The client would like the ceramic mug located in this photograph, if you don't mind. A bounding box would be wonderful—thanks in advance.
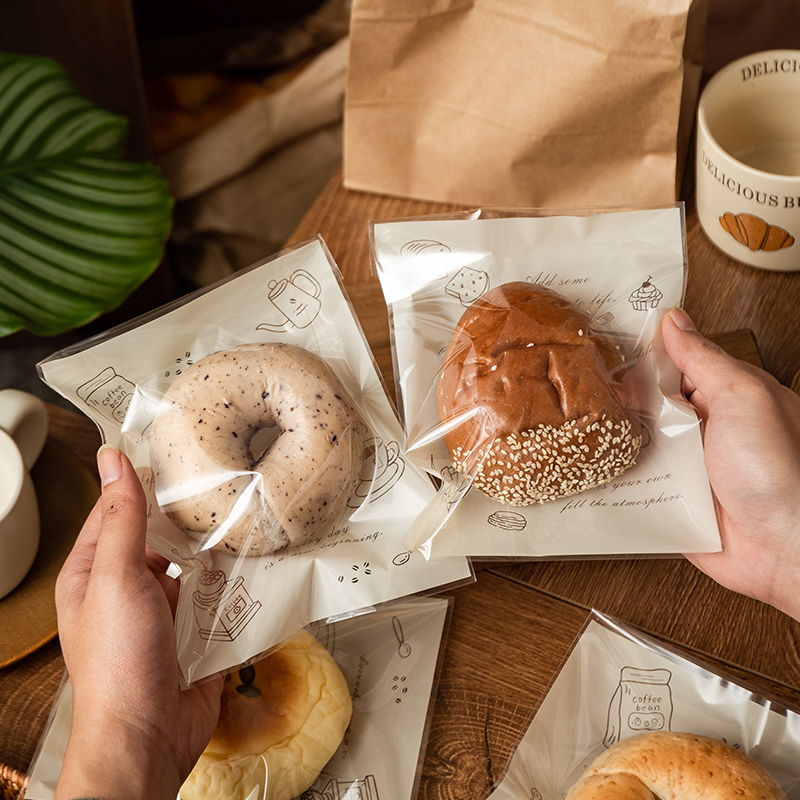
[0,389,49,600]
[696,50,800,271]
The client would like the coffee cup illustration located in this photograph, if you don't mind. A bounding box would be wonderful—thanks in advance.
[349,436,405,505]
[257,269,322,332]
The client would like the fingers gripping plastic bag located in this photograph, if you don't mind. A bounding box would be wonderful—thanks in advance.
[38,237,471,684]
[486,611,800,799]
[25,596,452,800]
[371,206,720,559]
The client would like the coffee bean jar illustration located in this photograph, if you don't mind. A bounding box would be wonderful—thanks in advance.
[604,666,673,746]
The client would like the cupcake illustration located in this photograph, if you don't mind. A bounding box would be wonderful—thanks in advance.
[629,277,663,311]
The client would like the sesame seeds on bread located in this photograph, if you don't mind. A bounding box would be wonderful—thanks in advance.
[436,281,642,505]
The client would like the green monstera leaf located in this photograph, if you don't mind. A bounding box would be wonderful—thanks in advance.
[0,51,173,337]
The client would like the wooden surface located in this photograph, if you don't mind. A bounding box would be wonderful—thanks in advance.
[3,173,800,796]
[283,172,800,776]
[286,173,800,389]
[284,172,800,668]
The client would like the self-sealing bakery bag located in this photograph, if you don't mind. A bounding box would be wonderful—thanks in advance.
[38,237,471,684]
[371,206,720,559]
[486,611,800,798]
[25,596,452,800]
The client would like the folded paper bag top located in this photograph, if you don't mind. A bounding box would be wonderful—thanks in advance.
[343,0,709,208]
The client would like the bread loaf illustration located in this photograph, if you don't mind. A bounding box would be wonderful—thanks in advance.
[719,212,795,252]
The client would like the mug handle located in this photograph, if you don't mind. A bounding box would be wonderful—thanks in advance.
[0,389,49,470]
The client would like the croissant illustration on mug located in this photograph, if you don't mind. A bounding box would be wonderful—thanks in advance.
[719,212,795,252]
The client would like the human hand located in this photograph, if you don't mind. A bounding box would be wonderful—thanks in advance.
[55,446,223,800]
[662,308,800,622]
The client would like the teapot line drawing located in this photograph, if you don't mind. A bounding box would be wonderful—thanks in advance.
[256,268,323,333]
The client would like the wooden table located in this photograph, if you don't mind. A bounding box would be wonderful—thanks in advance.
[283,174,800,789]
[2,172,800,798]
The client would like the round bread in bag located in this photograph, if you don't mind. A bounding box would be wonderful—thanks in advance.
[181,630,352,800]
[150,342,366,556]
[565,731,787,799]
[436,281,642,505]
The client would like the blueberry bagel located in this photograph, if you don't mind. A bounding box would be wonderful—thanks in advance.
[150,342,365,555]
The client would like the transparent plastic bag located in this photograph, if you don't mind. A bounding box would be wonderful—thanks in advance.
[489,611,800,799]
[25,596,453,800]
[371,206,720,559]
[38,237,471,683]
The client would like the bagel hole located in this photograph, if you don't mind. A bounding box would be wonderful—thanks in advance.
[250,423,280,462]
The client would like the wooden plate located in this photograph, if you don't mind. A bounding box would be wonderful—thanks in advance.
[0,438,98,668]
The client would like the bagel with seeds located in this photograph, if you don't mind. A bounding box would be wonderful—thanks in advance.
[150,342,365,555]
[566,731,787,799]
[436,281,642,505]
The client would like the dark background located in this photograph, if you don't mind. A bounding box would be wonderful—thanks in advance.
[0,0,797,409]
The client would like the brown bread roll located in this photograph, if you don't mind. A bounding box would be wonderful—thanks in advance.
[436,281,642,505]
[566,731,787,799]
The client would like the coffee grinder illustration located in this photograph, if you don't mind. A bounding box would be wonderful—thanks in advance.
[604,666,673,746]
[300,775,379,800]
[256,269,322,332]
[193,568,261,642]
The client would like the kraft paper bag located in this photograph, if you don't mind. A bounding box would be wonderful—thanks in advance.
[343,0,709,208]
